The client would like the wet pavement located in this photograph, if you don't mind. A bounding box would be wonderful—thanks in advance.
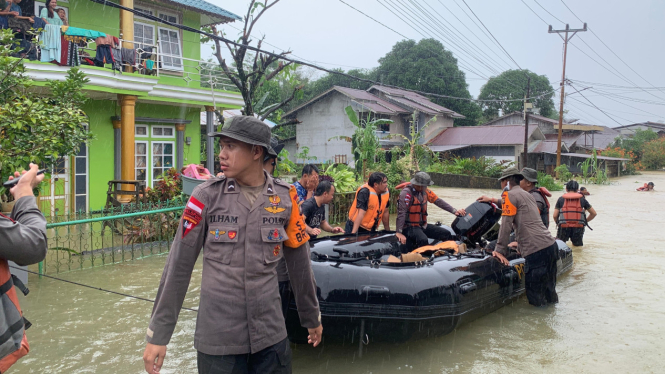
[12,172,665,373]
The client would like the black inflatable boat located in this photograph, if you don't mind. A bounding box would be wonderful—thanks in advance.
[284,201,573,343]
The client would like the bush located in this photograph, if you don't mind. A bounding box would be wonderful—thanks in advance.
[537,171,563,191]
[641,138,665,170]
[554,164,572,182]
[427,156,512,178]
[601,147,641,174]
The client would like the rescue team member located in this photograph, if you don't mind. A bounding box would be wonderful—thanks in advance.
[395,172,465,251]
[143,117,322,374]
[553,180,597,247]
[302,181,344,239]
[345,172,390,234]
[579,186,590,196]
[519,168,551,228]
[293,165,319,204]
[636,182,655,191]
[0,163,48,373]
[491,167,559,307]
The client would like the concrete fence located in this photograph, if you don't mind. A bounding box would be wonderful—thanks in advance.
[428,173,501,189]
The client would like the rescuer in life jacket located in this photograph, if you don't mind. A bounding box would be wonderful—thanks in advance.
[0,163,48,373]
[519,168,551,228]
[395,171,466,251]
[345,172,391,234]
[636,182,655,191]
[553,180,597,247]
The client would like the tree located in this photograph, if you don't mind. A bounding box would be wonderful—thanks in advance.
[387,110,436,175]
[641,138,665,170]
[295,68,376,107]
[611,128,659,161]
[209,0,303,125]
[374,39,482,126]
[478,69,555,120]
[0,29,93,201]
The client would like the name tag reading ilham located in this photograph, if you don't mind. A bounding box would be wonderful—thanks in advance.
[182,197,204,238]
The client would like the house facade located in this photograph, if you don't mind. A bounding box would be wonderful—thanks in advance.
[282,85,464,164]
[14,0,243,215]
[613,121,665,138]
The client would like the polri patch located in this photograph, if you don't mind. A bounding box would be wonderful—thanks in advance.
[182,196,204,238]
[267,228,284,241]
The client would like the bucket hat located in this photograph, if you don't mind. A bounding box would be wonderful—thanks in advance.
[410,171,434,186]
[520,167,538,183]
[498,166,522,181]
[208,116,277,157]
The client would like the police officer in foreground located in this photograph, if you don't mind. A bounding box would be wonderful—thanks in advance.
[143,116,322,374]
[488,167,559,307]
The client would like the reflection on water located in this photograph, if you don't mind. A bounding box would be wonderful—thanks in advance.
[13,172,665,373]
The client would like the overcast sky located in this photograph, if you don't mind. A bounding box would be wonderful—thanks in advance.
[205,0,665,127]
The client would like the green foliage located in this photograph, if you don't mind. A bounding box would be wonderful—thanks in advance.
[641,138,665,170]
[386,111,435,176]
[275,148,297,177]
[296,146,317,164]
[374,39,482,126]
[323,163,358,193]
[374,147,409,189]
[611,128,659,161]
[577,151,609,185]
[478,69,555,119]
[537,171,563,191]
[0,29,93,201]
[554,164,572,182]
[143,168,183,203]
[427,156,511,178]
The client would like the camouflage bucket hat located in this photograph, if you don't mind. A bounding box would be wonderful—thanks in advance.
[520,167,538,183]
[208,116,277,157]
[498,166,521,181]
[410,171,434,186]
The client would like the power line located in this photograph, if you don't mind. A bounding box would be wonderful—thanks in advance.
[337,0,410,40]
[568,82,623,125]
[87,0,554,104]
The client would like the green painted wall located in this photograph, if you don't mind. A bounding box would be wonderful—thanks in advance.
[83,100,117,211]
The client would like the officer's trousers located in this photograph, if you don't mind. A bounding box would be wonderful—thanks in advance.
[403,224,453,251]
[197,338,292,374]
[524,242,559,307]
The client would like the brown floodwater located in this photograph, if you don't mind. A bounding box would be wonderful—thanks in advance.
[12,172,665,373]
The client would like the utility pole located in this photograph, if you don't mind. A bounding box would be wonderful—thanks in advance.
[549,23,587,168]
[522,77,531,169]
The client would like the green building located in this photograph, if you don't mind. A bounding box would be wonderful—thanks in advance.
[23,0,242,215]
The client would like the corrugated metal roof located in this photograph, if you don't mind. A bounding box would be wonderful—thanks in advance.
[543,152,630,161]
[369,85,464,118]
[544,133,582,148]
[429,144,470,152]
[532,140,568,153]
[428,125,539,146]
[162,0,241,25]
[335,86,408,114]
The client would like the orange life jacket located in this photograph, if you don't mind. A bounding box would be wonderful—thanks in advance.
[557,192,586,228]
[403,184,438,227]
[348,184,389,231]
[0,259,30,373]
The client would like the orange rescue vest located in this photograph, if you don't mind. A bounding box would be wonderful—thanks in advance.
[348,184,389,231]
[558,192,586,228]
[0,259,30,373]
[403,184,439,227]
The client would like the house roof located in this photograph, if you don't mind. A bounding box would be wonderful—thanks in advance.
[531,140,569,153]
[368,85,465,118]
[543,152,630,162]
[283,86,409,117]
[573,126,620,150]
[613,121,665,130]
[544,133,583,148]
[161,0,241,26]
[429,144,471,153]
[481,111,572,127]
[428,124,540,147]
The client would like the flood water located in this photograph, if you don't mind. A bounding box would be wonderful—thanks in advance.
[12,172,665,373]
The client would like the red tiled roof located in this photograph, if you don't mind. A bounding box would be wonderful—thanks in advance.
[428,124,539,146]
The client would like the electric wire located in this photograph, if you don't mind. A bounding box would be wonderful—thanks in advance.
[337,0,410,40]
[8,265,199,313]
[568,82,623,125]
[86,0,556,103]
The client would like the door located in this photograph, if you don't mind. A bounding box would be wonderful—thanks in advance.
[39,157,70,217]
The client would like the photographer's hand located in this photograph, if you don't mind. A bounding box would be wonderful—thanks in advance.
[9,163,44,200]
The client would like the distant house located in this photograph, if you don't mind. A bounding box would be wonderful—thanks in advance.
[613,122,665,138]
[282,85,464,164]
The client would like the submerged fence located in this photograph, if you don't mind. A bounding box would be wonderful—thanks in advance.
[41,201,185,275]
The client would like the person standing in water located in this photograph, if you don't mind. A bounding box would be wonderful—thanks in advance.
[553,180,597,247]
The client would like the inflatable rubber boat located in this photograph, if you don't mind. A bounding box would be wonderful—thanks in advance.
[283,201,573,344]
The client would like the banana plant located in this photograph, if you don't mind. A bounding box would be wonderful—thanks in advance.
[329,106,393,180]
[386,110,436,176]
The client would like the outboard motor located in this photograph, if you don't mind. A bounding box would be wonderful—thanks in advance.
[451,201,502,248]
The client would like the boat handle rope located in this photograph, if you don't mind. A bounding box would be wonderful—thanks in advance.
[9,265,199,313]
[362,333,369,346]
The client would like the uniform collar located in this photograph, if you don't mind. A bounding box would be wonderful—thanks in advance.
[223,171,275,195]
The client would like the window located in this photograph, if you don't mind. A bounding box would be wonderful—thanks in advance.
[135,125,148,137]
[158,27,183,70]
[134,6,153,20]
[152,142,174,181]
[152,125,174,138]
[158,11,178,24]
[135,141,148,182]
[134,22,155,49]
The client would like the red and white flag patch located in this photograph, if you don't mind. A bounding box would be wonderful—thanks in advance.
[182,196,204,238]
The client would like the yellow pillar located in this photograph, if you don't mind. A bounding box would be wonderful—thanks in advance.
[120,0,134,72]
[119,95,137,186]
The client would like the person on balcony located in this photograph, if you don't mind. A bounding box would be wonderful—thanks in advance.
[1,0,36,30]
[56,8,67,26]
[39,0,62,26]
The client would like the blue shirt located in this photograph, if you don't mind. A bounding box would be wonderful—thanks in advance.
[0,3,21,29]
[292,181,307,203]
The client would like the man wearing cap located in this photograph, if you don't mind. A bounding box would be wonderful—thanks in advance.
[519,167,551,228]
[143,116,322,374]
[395,171,466,251]
[482,167,559,307]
